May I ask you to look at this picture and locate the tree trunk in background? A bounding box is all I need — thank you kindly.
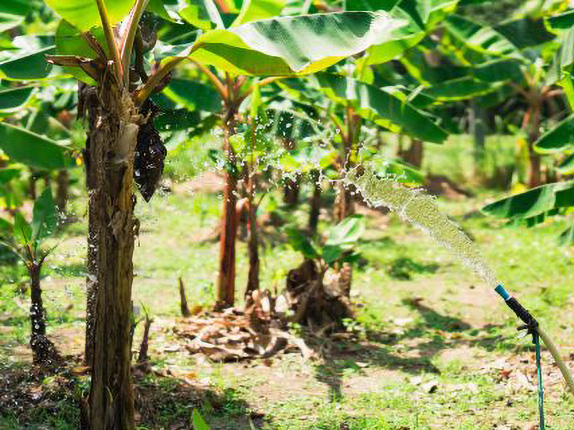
[283,176,300,208]
[470,101,487,179]
[402,139,424,169]
[43,173,51,189]
[217,112,238,308]
[179,278,192,318]
[396,133,404,158]
[245,174,260,301]
[335,181,355,222]
[55,170,69,214]
[282,139,299,208]
[308,170,321,235]
[527,104,542,188]
[336,111,358,298]
[29,261,59,365]
[28,172,37,200]
[86,79,139,430]
[335,180,354,298]
[520,104,542,188]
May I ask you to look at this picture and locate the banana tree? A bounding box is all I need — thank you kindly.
[149,0,428,309]
[0,189,64,365]
[483,9,574,243]
[439,12,563,187]
[0,84,78,367]
[39,0,426,426]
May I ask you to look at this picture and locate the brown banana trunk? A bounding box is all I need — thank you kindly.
[335,109,359,297]
[179,277,191,318]
[55,170,69,214]
[283,176,300,207]
[402,139,424,169]
[137,315,152,363]
[245,173,260,301]
[527,104,542,188]
[524,104,542,188]
[29,261,59,365]
[86,80,139,430]
[216,111,238,308]
[308,170,321,234]
[28,172,37,200]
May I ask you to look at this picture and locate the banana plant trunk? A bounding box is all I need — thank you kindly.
[402,139,424,169]
[335,108,358,297]
[55,170,69,214]
[85,80,139,430]
[526,104,542,188]
[282,139,300,207]
[470,101,486,178]
[245,173,260,301]
[308,170,321,234]
[217,111,238,308]
[28,261,58,365]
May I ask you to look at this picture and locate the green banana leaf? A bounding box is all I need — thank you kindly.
[534,114,574,154]
[315,73,447,143]
[0,86,34,111]
[32,188,58,246]
[0,122,76,170]
[482,181,574,220]
[158,11,414,76]
[232,0,286,26]
[0,0,31,33]
[547,27,574,85]
[546,10,574,33]
[416,77,503,102]
[444,14,520,59]
[0,167,21,184]
[44,0,136,32]
[0,46,55,80]
[494,18,554,49]
[559,224,574,246]
[557,153,574,175]
[473,59,523,82]
[162,78,222,113]
[180,0,225,30]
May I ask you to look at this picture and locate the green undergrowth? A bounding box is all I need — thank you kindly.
[2,136,574,429]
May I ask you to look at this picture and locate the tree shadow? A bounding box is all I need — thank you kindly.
[0,356,264,430]
[305,299,520,403]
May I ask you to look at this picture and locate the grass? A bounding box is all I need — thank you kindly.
[2,134,574,429]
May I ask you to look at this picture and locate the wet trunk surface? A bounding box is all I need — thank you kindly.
[470,101,487,177]
[335,182,354,298]
[335,125,356,298]
[283,176,300,208]
[245,174,260,301]
[85,82,139,430]
[55,170,69,214]
[179,277,192,318]
[217,114,238,308]
[29,262,59,365]
[526,104,542,188]
[402,139,424,169]
[308,170,321,234]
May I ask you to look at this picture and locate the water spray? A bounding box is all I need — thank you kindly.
[345,166,574,426]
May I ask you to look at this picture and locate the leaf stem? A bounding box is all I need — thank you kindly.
[189,58,228,100]
[133,42,205,106]
[559,74,574,112]
[236,77,283,106]
[120,0,150,87]
[95,0,123,83]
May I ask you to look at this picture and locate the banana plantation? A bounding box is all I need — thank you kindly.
[2,0,574,429]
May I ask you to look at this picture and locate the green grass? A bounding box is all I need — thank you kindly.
[2,135,574,429]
